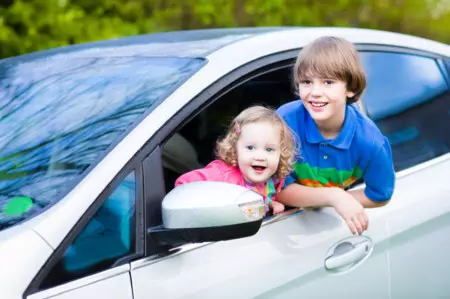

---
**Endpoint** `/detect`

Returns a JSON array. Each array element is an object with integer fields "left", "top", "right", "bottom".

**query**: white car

[{"left": 1, "top": 27, "right": 449, "bottom": 299}]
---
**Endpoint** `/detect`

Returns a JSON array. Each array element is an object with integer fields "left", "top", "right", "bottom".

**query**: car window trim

[
  {"left": 445, "top": 59, "right": 450, "bottom": 80},
  {"left": 25, "top": 158, "right": 145, "bottom": 296},
  {"left": 27, "top": 264, "right": 131, "bottom": 299},
  {"left": 356, "top": 44, "right": 444, "bottom": 59},
  {"left": 142, "top": 146, "right": 168, "bottom": 255},
  {"left": 437, "top": 59, "right": 450, "bottom": 86}
]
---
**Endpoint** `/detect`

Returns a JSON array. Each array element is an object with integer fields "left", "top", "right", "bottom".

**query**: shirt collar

[{"left": 304, "top": 104, "right": 356, "bottom": 149}]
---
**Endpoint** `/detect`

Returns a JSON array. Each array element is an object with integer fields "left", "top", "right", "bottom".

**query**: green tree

[{"left": 0, "top": 0, "right": 448, "bottom": 58}]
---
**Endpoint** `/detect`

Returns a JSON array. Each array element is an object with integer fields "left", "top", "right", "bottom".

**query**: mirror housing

[{"left": 148, "top": 181, "right": 265, "bottom": 246}]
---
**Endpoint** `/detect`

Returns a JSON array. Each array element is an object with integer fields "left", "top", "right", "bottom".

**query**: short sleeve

[
  {"left": 283, "top": 172, "right": 298, "bottom": 188},
  {"left": 363, "top": 137, "right": 395, "bottom": 202}
]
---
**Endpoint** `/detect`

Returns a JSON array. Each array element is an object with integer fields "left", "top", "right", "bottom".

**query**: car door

[
  {"left": 359, "top": 50, "right": 450, "bottom": 298},
  {"left": 25, "top": 169, "right": 141, "bottom": 299},
  {"left": 129, "top": 56, "right": 391, "bottom": 299}
]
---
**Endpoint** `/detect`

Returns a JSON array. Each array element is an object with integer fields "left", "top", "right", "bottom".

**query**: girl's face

[
  {"left": 236, "top": 121, "right": 281, "bottom": 184},
  {"left": 298, "top": 77, "right": 355, "bottom": 131}
]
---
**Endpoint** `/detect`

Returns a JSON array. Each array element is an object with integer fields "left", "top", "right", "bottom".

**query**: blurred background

[{"left": 0, "top": 0, "right": 449, "bottom": 59}]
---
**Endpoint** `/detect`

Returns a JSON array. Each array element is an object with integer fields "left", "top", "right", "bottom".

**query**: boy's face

[
  {"left": 298, "top": 77, "right": 355, "bottom": 128},
  {"left": 236, "top": 121, "right": 281, "bottom": 184}
]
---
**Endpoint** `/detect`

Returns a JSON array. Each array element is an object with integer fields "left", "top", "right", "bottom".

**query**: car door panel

[
  {"left": 385, "top": 155, "right": 450, "bottom": 298},
  {"left": 131, "top": 208, "right": 390, "bottom": 299}
]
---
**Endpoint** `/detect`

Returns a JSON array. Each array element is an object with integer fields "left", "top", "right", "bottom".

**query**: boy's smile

[{"left": 309, "top": 101, "right": 328, "bottom": 111}]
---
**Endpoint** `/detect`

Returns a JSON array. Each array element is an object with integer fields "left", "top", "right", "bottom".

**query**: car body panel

[
  {"left": 0, "top": 226, "right": 53, "bottom": 299},
  {"left": 385, "top": 154, "right": 450, "bottom": 297}
]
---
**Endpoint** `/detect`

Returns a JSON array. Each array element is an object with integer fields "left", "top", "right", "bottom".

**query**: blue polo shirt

[{"left": 277, "top": 100, "right": 395, "bottom": 202}]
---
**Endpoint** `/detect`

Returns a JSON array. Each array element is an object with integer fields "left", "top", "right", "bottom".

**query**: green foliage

[{"left": 0, "top": 0, "right": 448, "bottom": 58}]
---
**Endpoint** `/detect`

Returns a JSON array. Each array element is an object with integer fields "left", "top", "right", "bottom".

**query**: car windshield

[{"left": 0, "top": 55, "right": 205, "bottom": 231}]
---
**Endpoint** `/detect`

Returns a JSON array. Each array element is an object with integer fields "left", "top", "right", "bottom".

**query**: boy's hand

[
  {"left": 270, "top": 201, "right": 285, "bottom": 214},
  {"left": 331, "top": 188, "right": 368, "bottom": 235}
]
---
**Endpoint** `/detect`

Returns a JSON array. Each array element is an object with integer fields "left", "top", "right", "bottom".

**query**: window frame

[{"left": 25, "top": 156, "right": 145, "bottom": 296}]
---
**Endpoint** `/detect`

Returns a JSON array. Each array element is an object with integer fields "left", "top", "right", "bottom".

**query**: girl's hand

[
  {"left": 330, "top": 188, "right": 368, "bottom": 235},
  {"left": 271, "top": 201, "right": 285, "bottom": 214}
]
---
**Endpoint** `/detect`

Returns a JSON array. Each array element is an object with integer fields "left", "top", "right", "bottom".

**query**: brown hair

[
  {"left": 216, "top": 106, "right": 297, "bottom": 179},
  {"left": 293, "top": 36, "right": 366, "bottom": 104}
]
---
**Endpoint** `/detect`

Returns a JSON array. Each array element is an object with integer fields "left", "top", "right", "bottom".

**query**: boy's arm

[
  {"left": 349, "top": 189, "right": 390, "bottom": 208},
  {"left": 277, "top": 183, "right": 338, "bottom": 208},
  {"left": 277, "top": 184, "right": 368, "bottom": 235},
  {"left": 277, "top": 184, "right": 389, "bottom": 208}
]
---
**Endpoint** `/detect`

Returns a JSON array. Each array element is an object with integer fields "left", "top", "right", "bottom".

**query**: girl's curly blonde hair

[{"left": 216, "top": 106, "right": 298, "bottom": 179}]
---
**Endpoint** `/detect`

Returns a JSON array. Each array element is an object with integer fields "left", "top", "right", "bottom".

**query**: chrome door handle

[{"left": 324, "top": 236, "right": 373, "bottom": 272}]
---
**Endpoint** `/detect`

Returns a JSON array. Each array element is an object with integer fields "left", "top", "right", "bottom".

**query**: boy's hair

[
  {"left": 293, "top": 36, "right": 366, "bottom": 104},
  {"left": 216, "top": 106, "right": 297, "bottom": 179}
]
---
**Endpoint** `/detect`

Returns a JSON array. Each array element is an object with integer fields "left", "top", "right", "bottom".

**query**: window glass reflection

[
  {"left": 40, "top": 171, "right": 136, "bottom": 289},
  {"left": 0, "top": 56, "right": 205, "bottom": 231},
  {"left": 360, "top": 52, "right": 450, "bottom": 171}
]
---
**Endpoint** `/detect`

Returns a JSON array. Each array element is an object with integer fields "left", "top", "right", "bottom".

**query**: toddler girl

[{"left": 175, "top": 106, "right": 297, "bottom": 214}]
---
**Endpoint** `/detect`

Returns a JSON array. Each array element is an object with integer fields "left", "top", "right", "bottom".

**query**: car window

[
  {"left": 359, "top": 52, "right": 450, "bottom": 171},
  {"left": 162, "top": 66, "right": 296, "bottom": 192},
  {"left": 39, "top": 171, "right": 136, "bottom": 289},
  {"left": 0, "top": 56, "right": 205, "bottom": 232}
]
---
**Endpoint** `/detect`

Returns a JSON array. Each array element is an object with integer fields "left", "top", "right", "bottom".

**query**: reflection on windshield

[{"left": 0, "top": 56, "right": 205, "bottom": 230}]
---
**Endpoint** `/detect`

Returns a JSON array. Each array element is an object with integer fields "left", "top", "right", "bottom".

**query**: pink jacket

[{"left": 175, "top": 160, "right": 284, "bottom": 198}]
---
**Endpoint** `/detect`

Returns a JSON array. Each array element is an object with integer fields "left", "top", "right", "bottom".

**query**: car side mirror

[{"left": 148, "top": 181, "right": 265, "bottom": 246}]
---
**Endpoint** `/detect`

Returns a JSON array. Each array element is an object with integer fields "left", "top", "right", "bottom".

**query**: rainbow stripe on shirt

[
  {"left": 292, "top": 162, "right": 363, "bottom": 188},
  {"left": 246, "top": 179, "right": 277, "bottom": 205}
]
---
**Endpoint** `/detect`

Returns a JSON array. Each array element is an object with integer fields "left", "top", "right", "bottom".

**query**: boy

[{"left": 277, "top": 36, "right": 395, "bottom": 235}]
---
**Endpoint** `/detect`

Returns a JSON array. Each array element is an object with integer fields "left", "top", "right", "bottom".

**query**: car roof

[
  {"left": 207, "top": 27, "right": 449, "bottom": 59},
  {"left": 2, "top": 27, "right": 448, "bottom": 65},
  {"left": 0, "top": 27, "right": 291, "bottom": 63}
]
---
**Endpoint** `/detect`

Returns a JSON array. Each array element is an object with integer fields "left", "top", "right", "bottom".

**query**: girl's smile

[{"left": 236, "top": 121, "right": 281, "bottom": 184}]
